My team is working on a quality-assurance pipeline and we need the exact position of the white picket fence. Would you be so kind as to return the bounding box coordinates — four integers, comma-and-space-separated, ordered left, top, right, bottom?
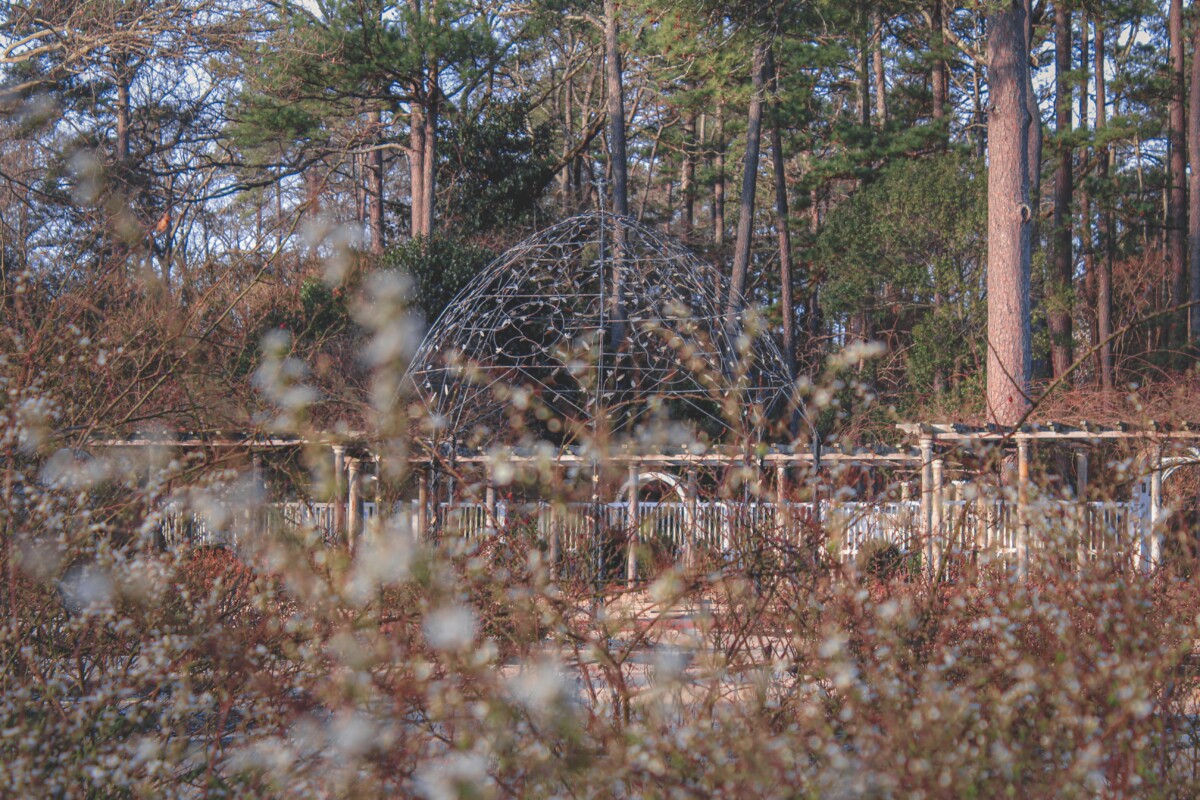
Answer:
161, 500, 378, 548
160, 496, 1144, 569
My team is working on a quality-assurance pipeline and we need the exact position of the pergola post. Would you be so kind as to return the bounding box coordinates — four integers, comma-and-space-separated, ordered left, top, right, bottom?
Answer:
251, 452, 264, 495
1147, 449, 1164, 571
931, 457, 945, 577
776, 464, 790, 538
346, 457, 363, 553
685, 468, 699, 567
1075, 449, 1089, 571
249, 451, 265, 547
417, 468, 429, 541
485, 464, 497, 533
626, 464, 639, 586
974, 476, 989, 560
372, 454, 385, 521
549, 500, 561, 581
331, 445, 347, 543
899, 480, 914, 550
1017, 438, 1030, 579
811, 442, 823, 526
919, 436, 934, 578
590, 468, 602, 592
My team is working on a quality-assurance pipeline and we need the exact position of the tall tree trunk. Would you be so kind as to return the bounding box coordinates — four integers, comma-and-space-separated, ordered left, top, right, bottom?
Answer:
1023, 0, 1042, 259
767, 49, 795, 378
986, 0, 1033, 426
1021, 0, 1044, 381
681, 110, 696, 240
603, 0, 629, 217
858, 11, 871, 127
727, 42, 768, 318
1169, 0, 1188, 342
1190, 17, 1200, 344
109, 65, 134, 274
602, 0, 628, 349
714, 103, 726, 247
115, 75, 130, 167
558, 68, 572, 209
409, 92, 427, 237
638, 123, 664, 220
930, 0, 947, 130
305, 168, 323, 218
421, 85, 438, 237
1079, 14, 1098, 383
368, 108, 385, 255
1048, 3, 1073, 379
872, 10, 888, 124
971, 51, 986, 157
1095, 19, 1114, 391
804, 198, 822, 367
354, 152, 365, 224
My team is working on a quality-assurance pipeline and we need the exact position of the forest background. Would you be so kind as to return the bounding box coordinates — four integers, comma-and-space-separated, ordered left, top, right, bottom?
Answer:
3, 0, 1199, 442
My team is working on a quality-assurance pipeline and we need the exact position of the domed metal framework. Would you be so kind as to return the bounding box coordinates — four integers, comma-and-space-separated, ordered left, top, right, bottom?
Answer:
404, 213, 793, 447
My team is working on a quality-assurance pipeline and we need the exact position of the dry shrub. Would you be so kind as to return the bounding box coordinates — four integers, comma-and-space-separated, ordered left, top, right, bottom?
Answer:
7, 251, 1200, 798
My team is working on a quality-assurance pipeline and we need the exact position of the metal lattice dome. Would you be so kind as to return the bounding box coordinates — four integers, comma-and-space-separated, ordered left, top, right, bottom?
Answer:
403, 213, 792, 447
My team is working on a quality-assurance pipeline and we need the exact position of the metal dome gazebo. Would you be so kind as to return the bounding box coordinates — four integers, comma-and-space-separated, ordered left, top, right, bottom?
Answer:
403, 212, 793, 451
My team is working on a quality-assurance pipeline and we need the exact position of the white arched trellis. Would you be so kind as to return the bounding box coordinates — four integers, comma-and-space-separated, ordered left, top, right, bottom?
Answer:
614, 469, 709, 579
1159, 447, 1200, 483
1128, 446, 1200, 569
617, 469, 703, 541
617, 470, 689, 504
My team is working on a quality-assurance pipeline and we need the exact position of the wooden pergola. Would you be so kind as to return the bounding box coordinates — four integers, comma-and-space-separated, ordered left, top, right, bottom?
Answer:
894, 422, 1200, 575
86, 420, 1200, 577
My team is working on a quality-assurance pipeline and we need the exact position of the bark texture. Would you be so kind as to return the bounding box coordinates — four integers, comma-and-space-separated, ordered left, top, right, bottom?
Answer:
986, 1, 1033, 425
1190, 19, 1200, 342
767, 48, 795, 378
872, 10, 888, 124
602, 0, 628, 347
713, 104, 726, 247
1169, 0, 1188, 340
930, 0, 946, 123
1048, 3, 1073, 379
858, 15, 871, 127
368, 108, 385, 255
409, 93, 429, 237
1095, 20, 1114, 391
604, 0, 628, 217
680, 110, 696, 240
727, 42, 767, 318
1078, 14, 1100, 386
1022, 0, 1042, 240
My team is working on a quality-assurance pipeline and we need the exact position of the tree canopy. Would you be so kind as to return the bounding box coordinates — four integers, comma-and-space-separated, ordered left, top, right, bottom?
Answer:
4, 0, 1200, 436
